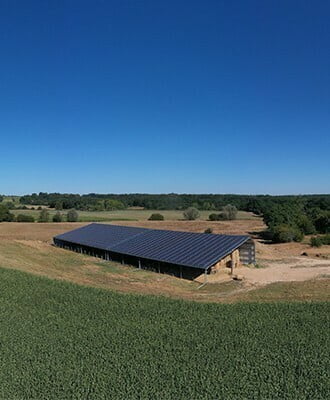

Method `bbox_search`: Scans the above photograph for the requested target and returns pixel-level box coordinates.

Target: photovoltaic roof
[54,223,250,270]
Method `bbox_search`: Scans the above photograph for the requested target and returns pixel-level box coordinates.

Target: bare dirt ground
[0,220,329,302]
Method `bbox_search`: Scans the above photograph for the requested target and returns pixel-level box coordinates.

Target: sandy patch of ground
[240,257,330,286]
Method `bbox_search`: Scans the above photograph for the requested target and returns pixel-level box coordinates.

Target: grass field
[11,208,256,222]
[0,238,329,303]
[0,267,329,399]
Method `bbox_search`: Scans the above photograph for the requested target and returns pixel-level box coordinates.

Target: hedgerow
[0,268,328,399]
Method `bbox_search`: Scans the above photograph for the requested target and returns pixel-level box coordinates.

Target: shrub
[310,237,323,247]
[209,213,227,221]
[53,212,62,223]
[310,234,330,247]
[209,213,219,221]
[16,214,35,222]
[38,209,49,223]
[321,234,330,245]
[222,204,238,220]
[148,213,164,221]
[271,224,304,243]
[67,209,79,222]
[0,204,15,222]
[183,207,200,221]
[204,228,213,234]
[37,206,43,210]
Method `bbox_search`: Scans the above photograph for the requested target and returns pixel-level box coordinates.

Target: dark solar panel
[54,223,250,270]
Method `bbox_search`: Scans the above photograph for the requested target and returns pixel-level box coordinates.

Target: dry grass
[0,231,329,303]
[0,219,329,303]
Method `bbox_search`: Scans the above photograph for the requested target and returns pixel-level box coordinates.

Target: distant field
[0,267,328,399]
[1,195,20,204]
[11,208,256,222]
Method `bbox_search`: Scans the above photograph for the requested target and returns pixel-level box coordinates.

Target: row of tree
[0,206,79,223]
[18,192,330,213]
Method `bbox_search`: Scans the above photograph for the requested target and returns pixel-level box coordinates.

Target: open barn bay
[0,267,328,399]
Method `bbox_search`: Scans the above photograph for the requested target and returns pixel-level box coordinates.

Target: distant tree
[183,207,200,221]
[53,212,62,222]
[67,209,79,222]
[105,199,125,211]
[38,209,49,222]
[314,213,330,234]
[204,228,213,234]
[270,224,304,243]
[148,213,164,221]
[3,201,15,210]
[16,214,35,222]
[297,215,315,235]
[0,195,3,202]
[0,204,15,222]
[55,201,63,210]
[222,204,238,220]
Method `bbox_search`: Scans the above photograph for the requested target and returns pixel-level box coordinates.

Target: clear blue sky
[1,0,329,195]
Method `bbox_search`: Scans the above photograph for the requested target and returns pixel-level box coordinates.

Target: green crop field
[0,267,328,399]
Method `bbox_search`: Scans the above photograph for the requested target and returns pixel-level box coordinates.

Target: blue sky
[0,0,329,195]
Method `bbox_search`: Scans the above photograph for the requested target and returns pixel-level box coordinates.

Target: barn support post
[204,268,208,283]
[138,259,141,269]
[230,256,235,275]
[180,266,182,279]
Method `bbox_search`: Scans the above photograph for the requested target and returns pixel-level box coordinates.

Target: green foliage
[55,201,63,210]
[38,209,49,223]
[0,195,3,202]
[310,234,330,247]
[0,204,14,222]
[297,214,316,234]
[183,207,200,220]
[310,236,323,247]
[148,213,164,221]
[314,212,330,234]
[16,214,35,222]
[322,234,330,245]
[0,268,328,399]
[204,228,213,234]
[209,213,220,221]
[271,224,304,243]
[53,212,62,223]
[67,209,79,222]
[222,204,238,220]
[2,201,16,210]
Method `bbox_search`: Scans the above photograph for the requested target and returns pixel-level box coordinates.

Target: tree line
[1,193,329,243]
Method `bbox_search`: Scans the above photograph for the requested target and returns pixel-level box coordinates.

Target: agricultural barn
[54,224,255,280]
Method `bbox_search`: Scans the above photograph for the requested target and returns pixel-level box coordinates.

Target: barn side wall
[53,238,203,280]
[238,239,255,264]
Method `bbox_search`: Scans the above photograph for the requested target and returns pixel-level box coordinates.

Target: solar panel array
[54,223,250,270]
